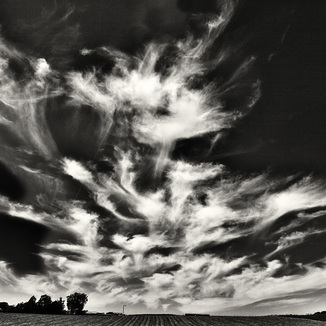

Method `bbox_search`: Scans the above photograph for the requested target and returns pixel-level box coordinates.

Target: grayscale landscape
[0,0,325,322]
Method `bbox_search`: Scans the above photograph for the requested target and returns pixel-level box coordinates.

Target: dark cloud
[0,162,25,201]
[192,234,272,263]
[216,0,326,174]
[0,213,48,275]
[153,264,182,275]
[270,232,326,266]
[271,263,308,278]
[144,246,180,258]
[45,98,104,160]
[0,0,189,70]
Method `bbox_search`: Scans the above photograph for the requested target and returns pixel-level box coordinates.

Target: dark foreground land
[0,313,325,326]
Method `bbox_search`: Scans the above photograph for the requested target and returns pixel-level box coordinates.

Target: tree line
[0,292,88,315]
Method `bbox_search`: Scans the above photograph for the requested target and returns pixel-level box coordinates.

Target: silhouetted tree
[25,296,37,313]
[50,297,65,314]
[7,294,65,314]
[15,302,25,313]
[66,292,88,314]
[0,302,9,312]
[37,294,52,314]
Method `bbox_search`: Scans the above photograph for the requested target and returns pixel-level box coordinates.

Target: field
[0,313,325,326]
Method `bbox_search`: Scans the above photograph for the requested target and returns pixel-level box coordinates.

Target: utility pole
[122,304,126,315]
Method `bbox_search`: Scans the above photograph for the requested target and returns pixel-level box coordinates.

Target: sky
[0,0,326,316]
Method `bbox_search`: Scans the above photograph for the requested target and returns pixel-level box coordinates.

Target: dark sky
[221,1,326,174]
[1,0,325,174]
[0,0,326,315]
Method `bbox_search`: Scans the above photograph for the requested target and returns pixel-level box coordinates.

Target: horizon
[0,0,326,317]
[1,293,326,317]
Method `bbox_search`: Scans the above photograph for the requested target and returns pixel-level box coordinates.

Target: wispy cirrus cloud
[0,0,325,316]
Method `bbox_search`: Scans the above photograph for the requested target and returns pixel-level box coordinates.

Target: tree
[50,297,65,314]
[15,302,25,313]
[25,296,37,313]
[9,295,65,315]
[37,294,52,314]
[66,292,88,314]
[0,302,9,312]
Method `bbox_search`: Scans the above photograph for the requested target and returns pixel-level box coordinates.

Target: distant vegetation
[281,311,326,322]
[0,292,88,315]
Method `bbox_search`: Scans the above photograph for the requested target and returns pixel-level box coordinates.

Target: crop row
[0,313,324,325]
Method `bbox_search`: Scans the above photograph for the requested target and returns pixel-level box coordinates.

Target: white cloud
[62,159,93,184]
